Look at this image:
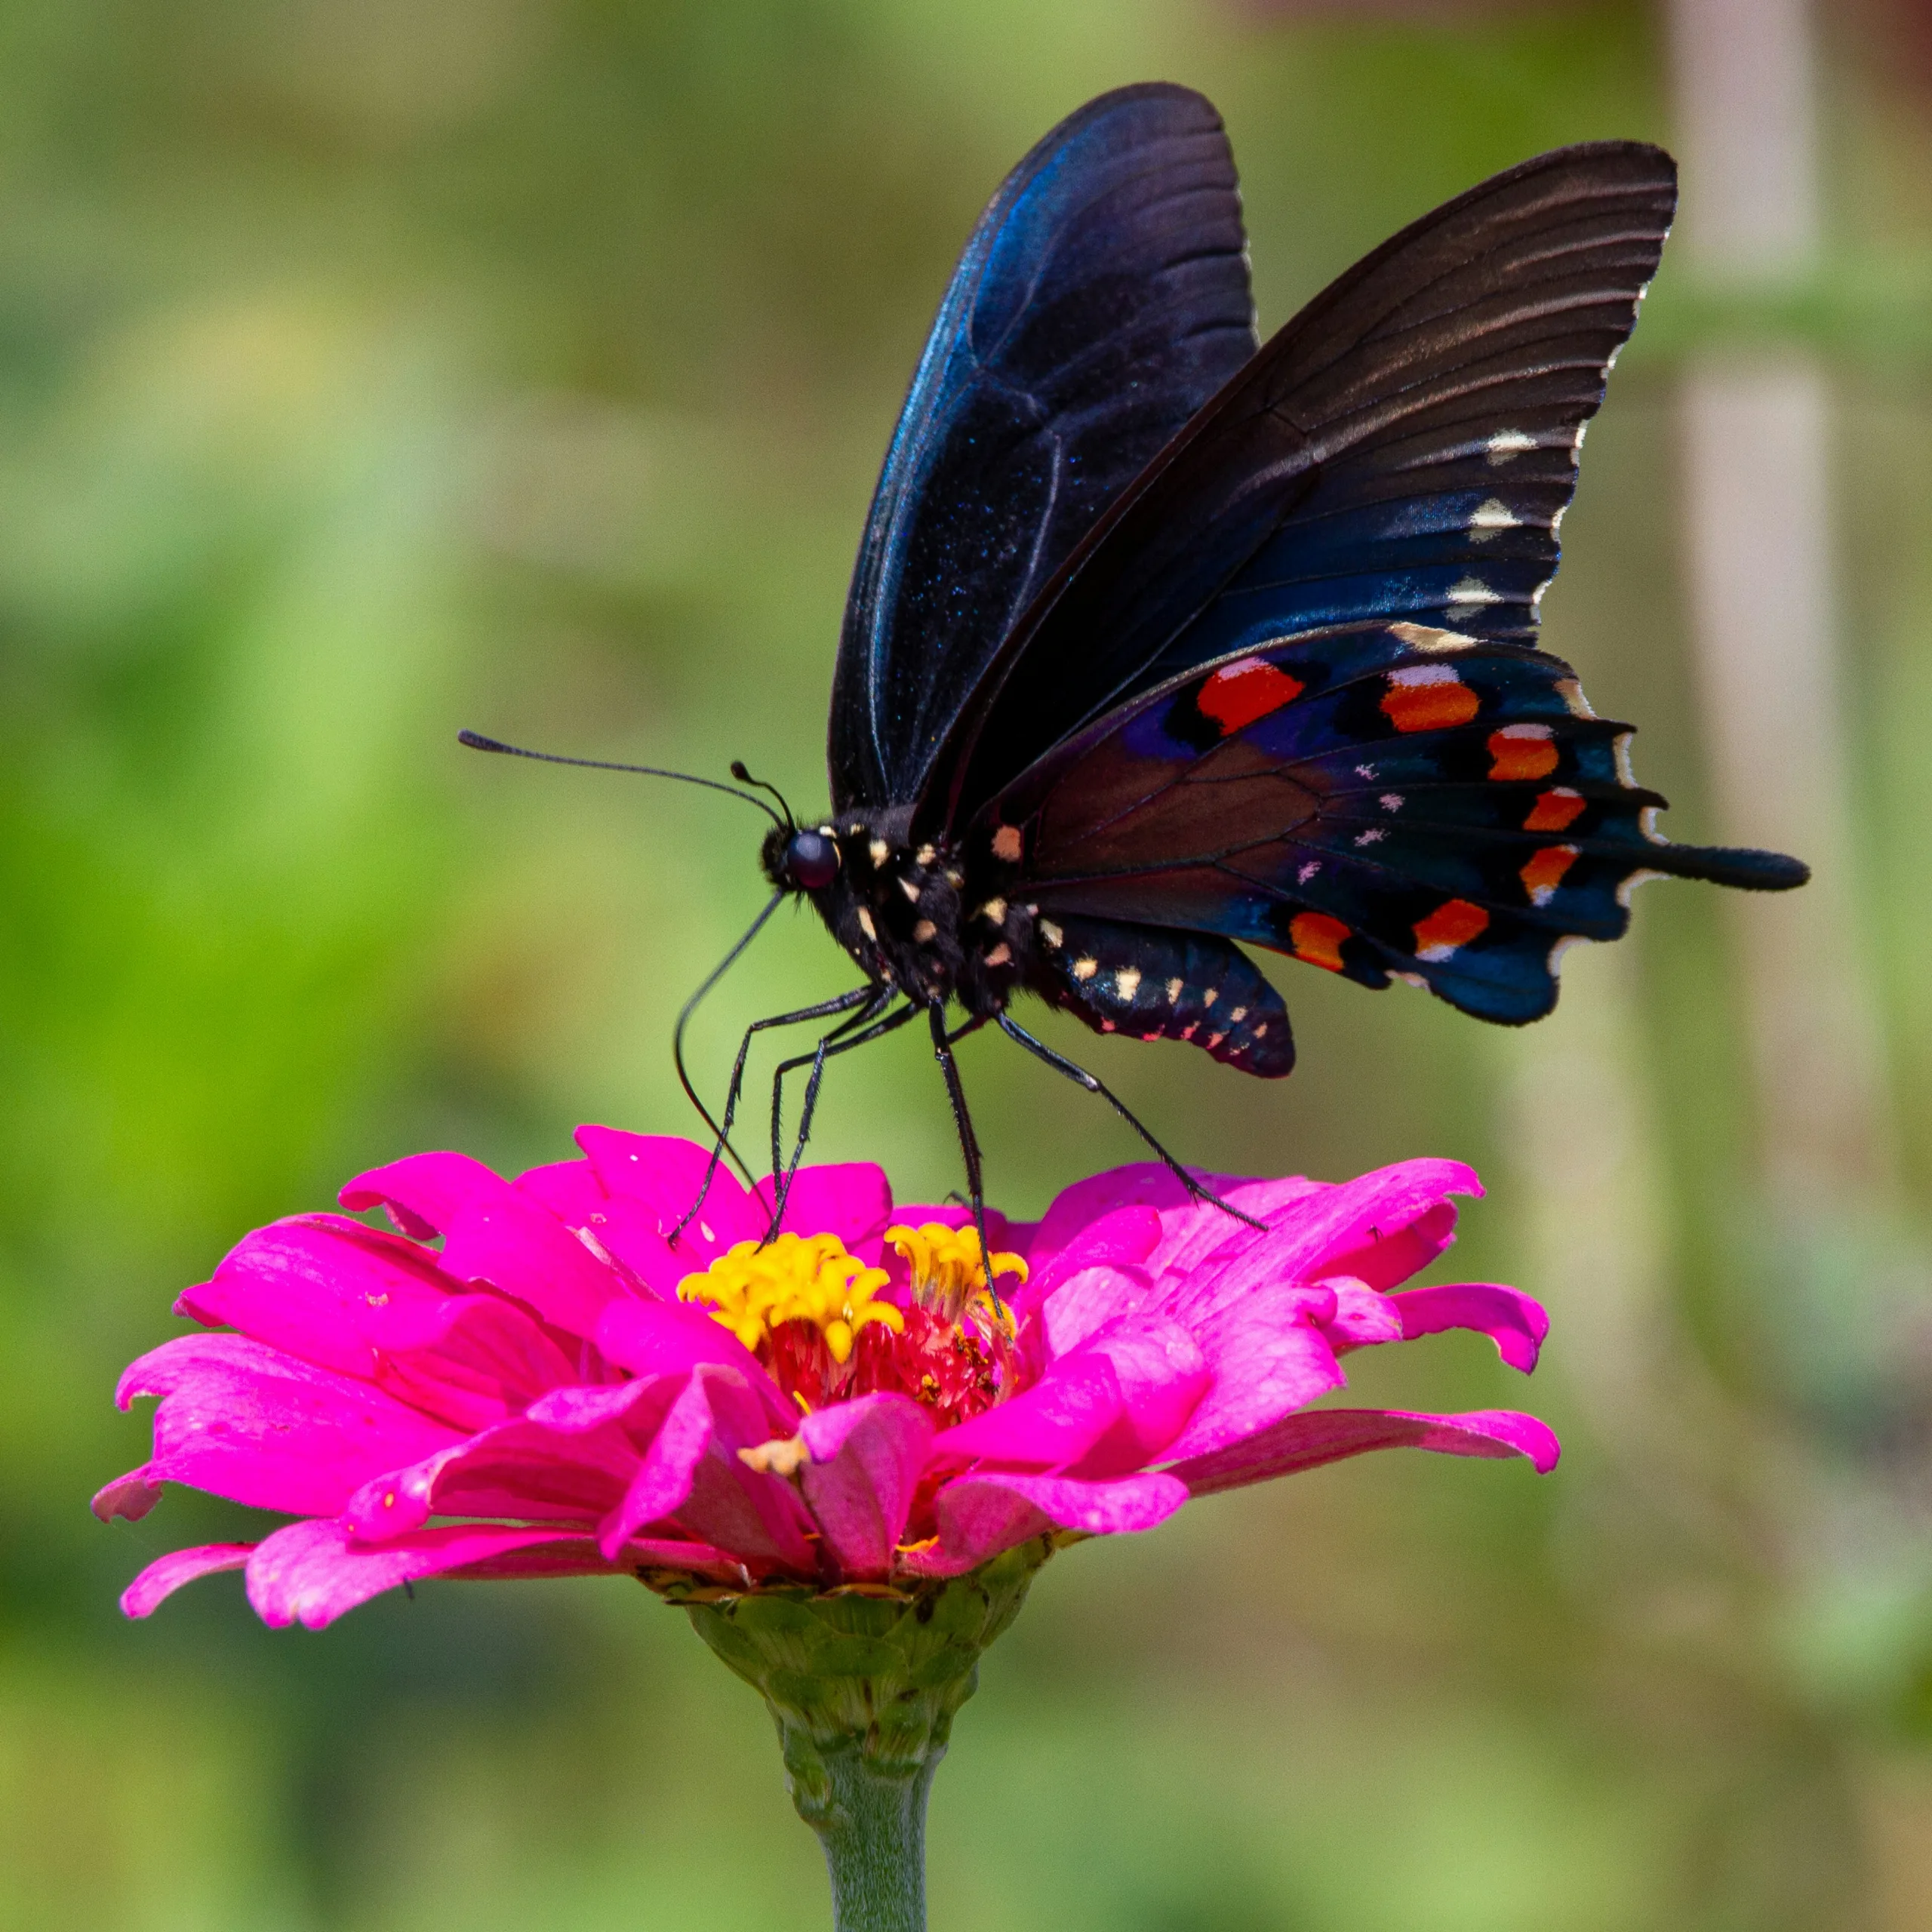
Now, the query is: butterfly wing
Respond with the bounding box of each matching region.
[829,83,1257,811]
[1001,623,1806,1033]
[925,141,1680,831]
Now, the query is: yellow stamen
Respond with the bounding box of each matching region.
[886,1222,1028,1315]
[678,1232,903,1363]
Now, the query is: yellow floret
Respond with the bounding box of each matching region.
[677,1232,903,1363]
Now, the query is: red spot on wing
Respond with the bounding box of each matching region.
[1519,845,1580,904]
[1289,912,1351,973]
[1381,670,1480,733]
[1198,657,1305,734]
[1524,787,1586,832]
[1412,900,1490,961]
[1487,724,1560,781]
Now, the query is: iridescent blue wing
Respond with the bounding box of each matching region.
[829,84,1256,811]
[927,142,1678,830]
[997,624,1807,1029]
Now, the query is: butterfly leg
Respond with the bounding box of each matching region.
[764,998,919,1235]
[925,1001,1013,1305]
[673,983,880,1241]
[768,987,900,1181]
[995,1012,1264,1229]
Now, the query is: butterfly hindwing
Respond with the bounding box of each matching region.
[829,83,1257,811]
[1003,623,1806,1029]
[928,142,1680,829]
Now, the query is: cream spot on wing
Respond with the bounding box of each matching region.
[857,907,876,941]
[1072,957,1098,981]
[984,943,1011,968]
[991,824,1023,863]
[1487,429,1536,466]
[1166,977,1183,1001]
[1447,577,1503,608]
[912,919,937,943]
[1470,497,1518,540]
[1202,987,1218,1008]
[1556,678,1596,719]
[1229,1006,1247,1023]
[1114,968,1141,1001]
[1355,828,1386,847]
[1387,620,1476,653]
[977,898,1007,925]
[1252,1022,1268,1038]
[1613,731,1637,786]
[898,875,921,902]
[1615,869,1665,908]
[1038,919,1063,949]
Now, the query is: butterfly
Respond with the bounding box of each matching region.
[471,82,1806,1231]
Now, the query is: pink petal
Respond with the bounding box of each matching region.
[245,1520,612,1629]
[798,1394,934,1579]
[1031,1166,1206,1272]
[345,1153,620,1338]
[1167,1406,1561,1497]
[1388,1284,1549,1374]
[1319,1278,1406,1351]
[598,1372,718,1557]
[344,1380,671,1541]
[930,1351,1125,1471]
[905,1471,1187,1577]
[1023,1206,1162,1312]
[117,1335,463,1515]
[576,1127,767,1269]
[373,1292,581,1432]
[1063,1317,1211,1474]
[595,1296,789,1428]
[177,1215,455,1377]
[1152,1282,1346,1464]
[92,1467,162,1522]
[121,1543,254,1617]
[1266,1158,1481,1290]
[764,1163,895,1260]
[340,1149,508,1241]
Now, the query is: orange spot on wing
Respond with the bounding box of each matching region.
[1487,724,1559,780]
[1289,911,1351,973]
[1519,845,1579,905]
[1198,657,1305,733]
[1524,787,1586,832]
[1412,899,1490,961]
[1381,671,1480,733]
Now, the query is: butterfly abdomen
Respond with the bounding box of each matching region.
[1029,912,1293,1076]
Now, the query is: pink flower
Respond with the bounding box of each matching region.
[97,1129,1557,1629]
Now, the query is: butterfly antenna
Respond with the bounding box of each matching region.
[459,731,785,829]
[729,761,795,832]
[672,889,788,1202]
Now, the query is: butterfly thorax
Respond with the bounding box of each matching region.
[762,812,1032,1016]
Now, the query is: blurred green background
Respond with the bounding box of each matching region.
[7,2,1932,1927]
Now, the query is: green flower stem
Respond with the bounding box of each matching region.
[807,1743,934,1932]
[660,1537,1057,1932]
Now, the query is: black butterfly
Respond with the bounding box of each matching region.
[470,82,1805,1230]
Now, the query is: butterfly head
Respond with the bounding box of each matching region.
[764,823,841,895]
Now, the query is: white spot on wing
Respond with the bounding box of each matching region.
[1297,861,1321,884]
[1448,577,1503,608]
[1469,498,1519,540]
[1616,869,1666,908]
[1380,793,1403,812]
[1487,429,1537,466]
[1546,934,1591,977]
[1387,620,1476,653]
[1114,967,1141,1002]
[1355,828,1386,847]
[869,838,890,867]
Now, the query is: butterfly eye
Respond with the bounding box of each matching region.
[786,830,839,891]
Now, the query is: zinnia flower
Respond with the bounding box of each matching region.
[97,1128,1555,1628]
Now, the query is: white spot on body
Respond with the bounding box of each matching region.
[977,898,1007,926]
[869,838,891,868]
[857,908,876,941]
[915,844,936,866]
[898,876,921,902]
[1487,429,1537,466]
[984,943,1011,968]
[912,919,937,943]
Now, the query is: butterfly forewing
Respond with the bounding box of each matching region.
[829,82,1257,811]
[924,143,1680,831]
